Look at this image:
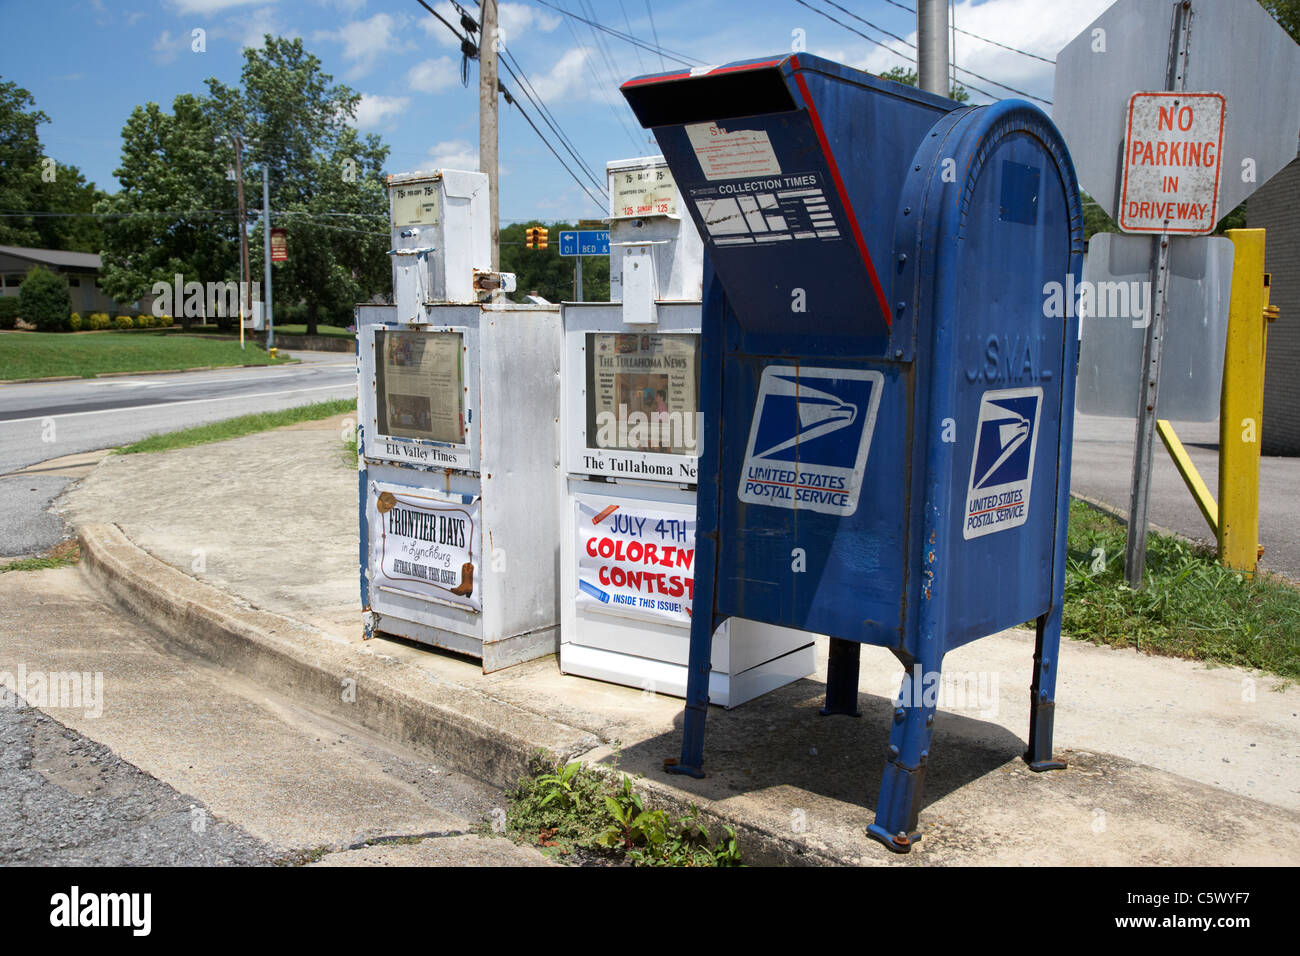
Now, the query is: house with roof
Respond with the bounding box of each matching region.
[0,245,136,315]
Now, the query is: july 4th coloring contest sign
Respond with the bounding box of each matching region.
[575,501,694,626]
[370,481,481,613]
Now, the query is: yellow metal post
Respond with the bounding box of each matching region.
[1218,229,1269,573]
[1156,419,1218,536]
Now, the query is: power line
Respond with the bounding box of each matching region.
[952,59,1050,103]
[460,1,608,186]
[504,94,608,211]
[644,0,667,71]
[499,52,608,196]
[413,0,608,212]
[543,0,642,152]
[795,0,1048,104]
[0,209,387,221]
[878,0,1055,64]
[810,0,1049,103]
[794,0,1002,101]
[528,0,703,66]
[564,0,647,151]
[818,0,914,48]
[617,0,647,74]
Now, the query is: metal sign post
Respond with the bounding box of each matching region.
[1125,3,1193,585]
[559,229,610,303]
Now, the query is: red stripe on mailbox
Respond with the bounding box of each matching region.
[790,65,892,327]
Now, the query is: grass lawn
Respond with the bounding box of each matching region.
[117,398,356,455]
[0,331,284,381]
[1063,498,1300,679]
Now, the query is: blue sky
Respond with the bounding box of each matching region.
[3,0,1112,223]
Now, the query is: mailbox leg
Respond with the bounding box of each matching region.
[820,638,862,717]
[1025,611,1068,771]
[667,608,714,779]
[867,653,942,853]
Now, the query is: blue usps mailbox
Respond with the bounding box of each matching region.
[621,54,1082,852]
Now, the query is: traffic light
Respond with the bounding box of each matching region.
[524,226,549,250]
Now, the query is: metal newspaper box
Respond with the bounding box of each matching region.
[621,54,1082,851]
[560,155,815,706]
[358,169,562,672]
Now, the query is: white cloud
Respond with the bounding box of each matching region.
[317,0,366,13]
[354,93,410,130]
[530,47,596,102]
[417,2,465,49]
[168,0,269,13]
[415,1,559,51]
[833,0,1113,106]
[498,2,561,48]
[318,12,412,77]
[407,57,460,94]
[152,29,181,64]
[233,7,289,50]
[428,139,480,171]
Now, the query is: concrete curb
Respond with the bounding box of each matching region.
[77,523,601,794]
[76,523,842,866]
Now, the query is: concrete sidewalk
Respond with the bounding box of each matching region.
[56,415,1300,865]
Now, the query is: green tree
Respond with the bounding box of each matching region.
[1260,0,1300,40]
[209,36,390,334]
[1081,191,1117,240]
[32,163,105,253]
[499,222,610,303]
[0,78,104,252]
[0,80,47,247]
[18,265,70,331]
[878,67,970,103]
[96,94,237,330]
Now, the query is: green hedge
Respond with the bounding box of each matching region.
[18,267,70,332]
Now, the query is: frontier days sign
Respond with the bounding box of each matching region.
[1119,91,1226,234]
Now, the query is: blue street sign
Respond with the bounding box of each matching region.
[558,230,610,257]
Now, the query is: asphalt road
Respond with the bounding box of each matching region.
[0,566,550,866]
[0,352,355,558]
[1070,412,1300,582]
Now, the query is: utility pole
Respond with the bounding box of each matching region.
[262,162,274,353]
[917,0,949,97]
[480,0,499,270]
[233,134,251,346]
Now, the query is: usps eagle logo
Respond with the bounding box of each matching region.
[738,366,884,516]
[963,387,1042,539]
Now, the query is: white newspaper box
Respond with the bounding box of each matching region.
[560,157,815,706]
[358,170,561,672]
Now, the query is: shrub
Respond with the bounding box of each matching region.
[135,314,151,328]
[89,312,109,330]
[114,314,134,331]
[0,298,19,330]
[68,313,82,331]
[18,267,70,331]
[155,314,172,329]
